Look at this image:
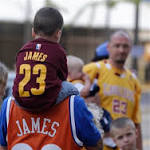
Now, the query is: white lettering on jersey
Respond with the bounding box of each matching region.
[23,118,30,134]
[31,117,40,133]
[16,118,59,137]
[103,83,134,102]
[48,122,59,137]
[16,120,23,136]
[41,118,51,135]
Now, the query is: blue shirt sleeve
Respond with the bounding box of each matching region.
[0,97,8,146]
[74,95,101,146]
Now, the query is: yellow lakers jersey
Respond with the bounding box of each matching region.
[83,60,141,123]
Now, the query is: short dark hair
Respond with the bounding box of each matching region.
[33,7,64,36]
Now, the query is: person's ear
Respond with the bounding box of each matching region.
[32,28,36,38]
[57,29,62,37]
[55,29,62,42]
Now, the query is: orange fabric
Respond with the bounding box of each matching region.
[7,98,81,150]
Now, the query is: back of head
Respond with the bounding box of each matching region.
[67,55,84,73]
[110,117,135,137]
[33,7,64,36]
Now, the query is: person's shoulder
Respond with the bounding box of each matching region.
[126,69,139,81]
[95,60,107,68]
[51,43,65,53]
[51,43,66,58]
[126,69,141,87]
[20,39,34,51]
[73,95,85,104]
[72,95,87,110]
[69,95,89,120]
[42,41,66,63]
[83,61,101,71]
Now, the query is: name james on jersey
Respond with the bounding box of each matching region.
[16,117,59,137]
[24,51,48,62]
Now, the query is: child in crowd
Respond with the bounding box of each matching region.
[13,7,68,112]
[67,55,112,138]
[110,117,137,150]
[67,55,92,98]
[0,62,8,103]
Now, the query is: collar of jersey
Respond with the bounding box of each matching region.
[104,60,126,78]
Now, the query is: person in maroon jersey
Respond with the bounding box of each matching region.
[13,7,68,112]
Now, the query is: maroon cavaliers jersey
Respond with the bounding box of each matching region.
[13,38,68,111]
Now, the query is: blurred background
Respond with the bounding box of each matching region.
[0,0,150,149]
[1,0,150,84]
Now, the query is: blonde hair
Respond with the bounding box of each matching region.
[0,62,8,84]
[67,55,84,73]
[110,117,136,137]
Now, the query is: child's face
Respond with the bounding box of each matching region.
[112,125,137,150]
